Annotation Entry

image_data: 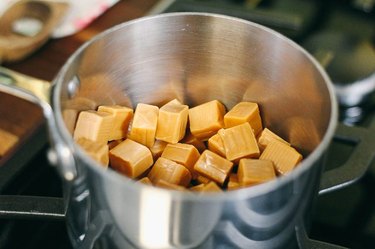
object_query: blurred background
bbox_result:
[0,0,374,248]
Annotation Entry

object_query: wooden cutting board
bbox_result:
[0,92,45,166]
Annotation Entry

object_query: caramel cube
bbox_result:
[194,150,233,185]
[156,179,187,191]
[257,128,290,151]
[218,123,260,161]
[188,100,226,140]
[190,183,206,191]
[155,99,189,143]
[196,175,211,184]
[98,105,133,141]
[73,110,112,143]
[260,140,302,175]
[138,177,153,185]
[161,143,200,177]
[148,157,192,187]
[224,102,263,135]
[150,140,168,161]
[76,138,109,167]
[109,139,153,178]
[201,182,222,192]
[238,159,276,186]
[129,103,159,148]
[227,173,240,190]
[207,132,226,157]
[181,132,206,153]
[191,182,222,192]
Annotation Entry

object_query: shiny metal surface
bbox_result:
[0,12,340,249]
[0,66,50,103]
[48,13,338,249]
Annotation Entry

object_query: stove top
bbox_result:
[1,0,374,248]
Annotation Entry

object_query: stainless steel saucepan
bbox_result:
[1,13,375,249]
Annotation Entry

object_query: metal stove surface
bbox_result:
[1,0,375,248]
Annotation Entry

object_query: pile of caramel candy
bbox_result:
[73,99,302,192]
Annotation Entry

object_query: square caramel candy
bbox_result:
[257,128,290,151]
[224,102,263,135]
[129,103,159,148]
[109,139,153,178]
[137,176,152,186]
[188,100,226,140]
[76,138,109,167]
[98,105,133,141]
[227,173,240,190]
[218,123,260,162]
[155,99,189,143]
[194,150,233,186]
[196,175,211,184]
[161,143,200,177]
[138,177,153,185]
[238,159,276,186]
[260,140,302,175]
[73,110,112,143]
[191,182,222,192]
[207,132,226,158]
[181,132,206,153]
[190,183,206,191]
[201,181,222,192]
[148,157,192,187]
[155,179,187,191]
[149,139,168,161]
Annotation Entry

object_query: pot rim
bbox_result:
[52,12,338,201]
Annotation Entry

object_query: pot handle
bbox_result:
[0,195,65,219]
[319,120,375,195]
[0,66,78,182]
[295,218,348,249]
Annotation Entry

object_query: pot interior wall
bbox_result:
[59,14,332,157]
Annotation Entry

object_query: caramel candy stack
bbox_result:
[71,98,304,193]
